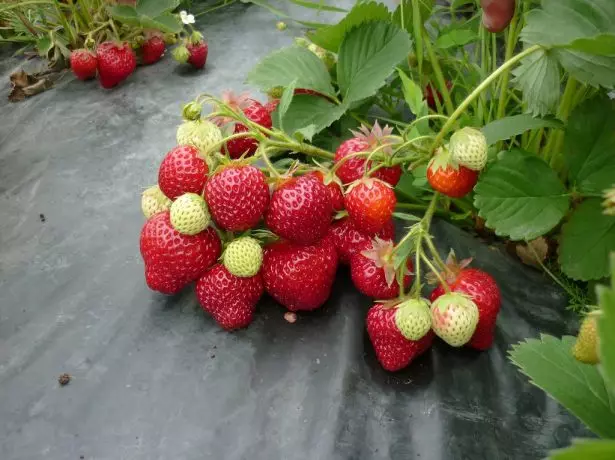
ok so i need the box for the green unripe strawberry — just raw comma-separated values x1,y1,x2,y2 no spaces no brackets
430,292,479,347
182,101,203,121
170,193,210,235
394,298,432,340
573,313,600,364
276,21,287,31
223,237,263,277
267,86,284,99
141,185,171,219
176,120,223,156
449,127,488,171
172,45,190,63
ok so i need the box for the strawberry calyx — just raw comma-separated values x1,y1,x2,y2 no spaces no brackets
425,249,472,285
360,237,398,287
428,144,459,173
350,121,399,158
345,176,392,194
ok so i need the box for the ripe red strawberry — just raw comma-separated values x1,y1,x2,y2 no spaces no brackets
196,264,263,330
158,145,208,200
328,217,395,264
307,171,344,212
265,174,332,244
205,164,270,231
70,49,97,80
96,41,136,89
187,41,208,69
141,35,165,65
424,81,453,110
217,92,272,159
367,303,434,371
262,237,338,311
334,122,401,186
345,178,396,235
426,158,478,198
350,238,413,300
139,211,221,294
430,265,501,350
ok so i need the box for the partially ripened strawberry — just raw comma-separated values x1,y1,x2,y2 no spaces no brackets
430,255,501,350
328,217,395,264
187,41,208,69
430,292,479,347
265,174,332,244
140,211,221,294
367,302,434,371
345,178,396,235
96,41,136,89
262,237,338,311
350,238,413,300
334,122,401,186
196,264,263,330
308,171,344,212
426,147,478,198
158,145,208,200
205,164,270,231
217,92,272,159
70,49,97,80
141,35,165,65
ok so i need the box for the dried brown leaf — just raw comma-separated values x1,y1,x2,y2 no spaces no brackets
516,237,549,268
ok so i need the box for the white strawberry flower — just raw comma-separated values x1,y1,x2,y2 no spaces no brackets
180,10,195,25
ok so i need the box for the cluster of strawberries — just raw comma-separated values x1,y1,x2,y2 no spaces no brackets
139,91,501,373
69,32,207,88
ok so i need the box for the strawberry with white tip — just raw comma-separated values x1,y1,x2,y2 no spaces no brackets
170,193,210,235
430,292,479,347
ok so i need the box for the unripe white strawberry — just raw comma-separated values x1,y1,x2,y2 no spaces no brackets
430,292,479,347
176,119,223,156
223,237,263,277
170,193,210,235
449,127,488,171
141,185,171,219
394,298,432,340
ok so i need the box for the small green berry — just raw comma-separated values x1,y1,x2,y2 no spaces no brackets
176,120,223,156
182,101,203,121
141,185,171,219
223,237,263,277
394,298,432,341
170,193,210,235
172,45,190,64
276,21,287,31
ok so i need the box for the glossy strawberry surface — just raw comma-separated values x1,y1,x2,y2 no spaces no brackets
96,41,136,89
70,49,97,80
328,217,395,264
225,100,272,159
345,179,396,235
158,145,208,200
426,161,478,198
351,254,413,300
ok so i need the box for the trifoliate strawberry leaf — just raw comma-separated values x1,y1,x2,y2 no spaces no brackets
509,334,615,438
278,95,347,141
337,21,412,105
307,1,391,52
511,48,561,117
597,254,615,390
564,96,615,195
559,199,615,281
139,12,182,33
247,46,335,98
548,439,615,460
521,0,615,88
474,150,569,241
481,114,563,146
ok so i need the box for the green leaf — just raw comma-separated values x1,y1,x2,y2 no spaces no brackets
307,1,391,52
36,36,52,57
597,256,615,389
288,0,347,12
139,12,182,33
435,28,477,49
247,46,335,98
397,68,428,133
512,48,561,117
559,199,615,281
392,212,421,222
474,150,569,241
279,95,347,141
548,439,615,460
564,96,615,195
450,0,473,9
392,0,434,32
481,114,563,146
337,21,412,105
276,79,296,132
521,0,615,88
136,0,179,18
509,334,615,438
107,5,141,26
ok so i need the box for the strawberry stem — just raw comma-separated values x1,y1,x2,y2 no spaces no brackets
259,145,281,179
